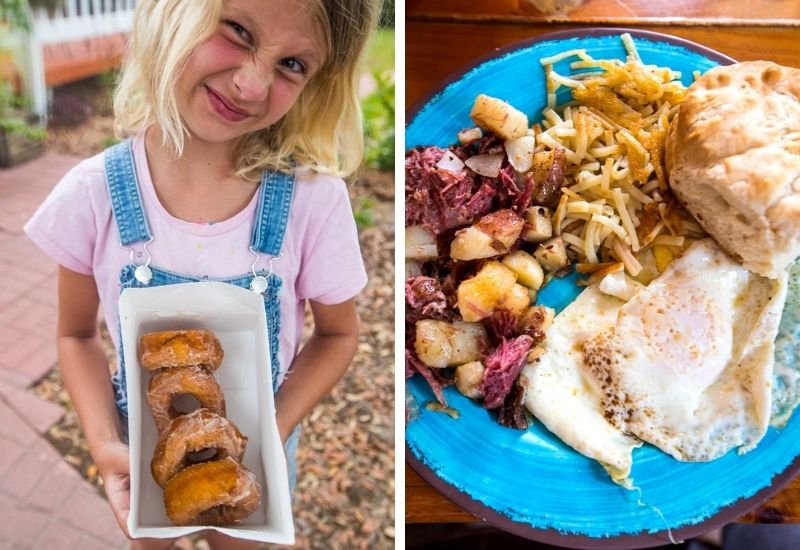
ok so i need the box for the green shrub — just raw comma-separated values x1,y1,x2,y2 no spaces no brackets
0,0,31,31
379,0,394,28
0,81,45,141
0,117,45,140
354,197,375,230
1,2,44,141
361,70,394,172
102,136,119,149
100,69,119,93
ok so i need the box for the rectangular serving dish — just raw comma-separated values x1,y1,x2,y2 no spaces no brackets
120,281,294,544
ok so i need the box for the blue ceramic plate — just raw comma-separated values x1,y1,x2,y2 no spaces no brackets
406,29,800,549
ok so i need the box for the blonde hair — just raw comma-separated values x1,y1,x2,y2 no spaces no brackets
114,0,381,180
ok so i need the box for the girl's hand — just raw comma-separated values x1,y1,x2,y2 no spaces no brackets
94,441,132,539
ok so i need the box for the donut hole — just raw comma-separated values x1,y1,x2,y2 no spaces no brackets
186,447,220,464
196,505,228,525
171,393,202,415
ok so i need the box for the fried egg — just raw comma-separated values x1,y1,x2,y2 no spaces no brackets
522,284,641,485
772,257,800,427
581,239,788,461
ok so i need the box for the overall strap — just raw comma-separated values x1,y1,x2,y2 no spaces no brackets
250,169,296,256
104,138,152,246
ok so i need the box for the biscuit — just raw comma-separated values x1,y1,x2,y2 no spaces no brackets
665,61,800,278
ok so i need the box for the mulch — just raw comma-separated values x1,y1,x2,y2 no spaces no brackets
31,82,395,549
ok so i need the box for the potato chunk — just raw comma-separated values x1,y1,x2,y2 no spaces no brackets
496,283,531,317
458,127,483,145
505,135,536,173
450,226,494,261
522,206,553,243
533,236,569,272
519,305,555,334
450,209,524,261
470,94,528,140
455,361,485,399
502,250,544,290
414,320,486,369
456,261,517,322
450,321,487,365
406,225,438,260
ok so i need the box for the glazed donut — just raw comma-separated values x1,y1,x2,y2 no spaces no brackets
138,329,224,371
151,408,247,487
163,456,262,526
147,365,226,432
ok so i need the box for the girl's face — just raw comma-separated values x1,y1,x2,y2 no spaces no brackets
176,0,324,146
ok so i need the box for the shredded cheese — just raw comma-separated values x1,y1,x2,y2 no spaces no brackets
652,235,685,247
562,232,587,252
540,49,593,66
621,32,641,63
552,194,569,236
533,35,704,278
549,70,587,89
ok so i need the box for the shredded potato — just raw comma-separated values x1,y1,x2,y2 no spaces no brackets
538,33,706,279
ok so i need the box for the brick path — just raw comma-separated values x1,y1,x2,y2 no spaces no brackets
0,153,128,549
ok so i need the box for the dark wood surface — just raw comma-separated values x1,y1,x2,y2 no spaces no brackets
406,23,800,109
405,0,800,525
406,0,800,25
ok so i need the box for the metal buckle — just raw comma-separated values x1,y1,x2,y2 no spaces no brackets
249,246,281,294
125,237,154,285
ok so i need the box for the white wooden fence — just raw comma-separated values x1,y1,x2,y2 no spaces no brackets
24,0,136,121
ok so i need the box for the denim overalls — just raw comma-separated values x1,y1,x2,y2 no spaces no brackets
104,138,300,489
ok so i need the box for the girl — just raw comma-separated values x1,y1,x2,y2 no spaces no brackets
24,0,381,548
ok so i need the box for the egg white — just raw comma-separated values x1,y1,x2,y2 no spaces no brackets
581,239,789,461
523,284,642,485
772,257,800,427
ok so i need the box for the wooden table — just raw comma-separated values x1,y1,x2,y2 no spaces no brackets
405,0,800,526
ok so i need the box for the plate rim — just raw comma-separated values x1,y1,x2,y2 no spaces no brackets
405,27,797,549
406,27,736,121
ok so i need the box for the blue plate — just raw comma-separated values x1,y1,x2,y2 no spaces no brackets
406,29,800,549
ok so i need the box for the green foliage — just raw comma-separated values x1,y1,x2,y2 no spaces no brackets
29,0,63,15
0,0,31,31
361,70,394,171
379,0,394,28
102,136,119,149
0,80,26,111
28,0,64,10
100,69,120,93
0,116,45,140
0,0,38,139
354,197,375,230
99,69,119,115
364,28,393,76
0,80,45,141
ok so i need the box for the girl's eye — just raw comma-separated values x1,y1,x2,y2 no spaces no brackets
280,58,307,75
225,20,252,44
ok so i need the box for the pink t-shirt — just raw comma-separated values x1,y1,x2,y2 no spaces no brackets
24,134,368,382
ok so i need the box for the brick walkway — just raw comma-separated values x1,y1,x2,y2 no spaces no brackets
0,153,128,549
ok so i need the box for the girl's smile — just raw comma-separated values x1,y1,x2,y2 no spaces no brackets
205,85,252,122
